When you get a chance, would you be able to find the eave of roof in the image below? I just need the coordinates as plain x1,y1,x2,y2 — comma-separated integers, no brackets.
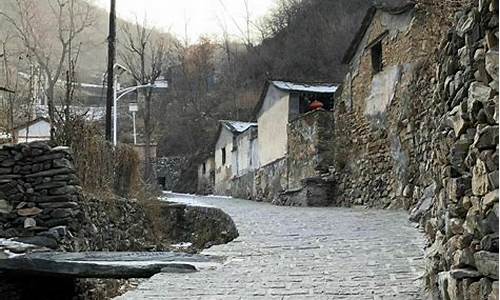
13,117,50,131
252,80,338,119
220,120,257,134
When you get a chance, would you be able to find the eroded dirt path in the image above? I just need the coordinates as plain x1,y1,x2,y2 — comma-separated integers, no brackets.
116,193,425,300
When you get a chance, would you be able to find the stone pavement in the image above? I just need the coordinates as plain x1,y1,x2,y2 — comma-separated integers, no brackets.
116,193,426,300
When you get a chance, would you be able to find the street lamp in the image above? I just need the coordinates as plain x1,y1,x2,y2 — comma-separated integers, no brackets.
113,63,129,146
113,78,168,146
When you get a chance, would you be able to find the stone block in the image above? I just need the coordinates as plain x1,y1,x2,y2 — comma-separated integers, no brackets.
448,176,472,201
451,268,482,279
452,248,476,268
469,81,494,103
489,281,498,300
23,217,36,229
481,233,499,252
17,207,42,217
483,190,499,211
474,251,499,279
449,105,471,137
485,50,499,81
473,158,492,196
0,199,12,214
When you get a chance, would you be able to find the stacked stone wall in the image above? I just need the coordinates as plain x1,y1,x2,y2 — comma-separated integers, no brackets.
287,110,335,190
334,0,498,297
334,2,451,209
0,142,82,249
418,1,499,297
156,156,188,190
254,158,288,202
231,171,255,200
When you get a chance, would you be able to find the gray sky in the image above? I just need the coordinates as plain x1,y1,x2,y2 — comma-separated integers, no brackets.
94,0,276,43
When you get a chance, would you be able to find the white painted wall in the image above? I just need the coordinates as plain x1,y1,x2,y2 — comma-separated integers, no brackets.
257,85,290,166
198,157,215,180
214,126,234,195
364,65,402,116
16,120,51,143
234,127,259,177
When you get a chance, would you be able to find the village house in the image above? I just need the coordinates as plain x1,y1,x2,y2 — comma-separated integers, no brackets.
333,1,439,208
213,120,258,195
12,117,51,143
250,80,338,204
208,80,339,205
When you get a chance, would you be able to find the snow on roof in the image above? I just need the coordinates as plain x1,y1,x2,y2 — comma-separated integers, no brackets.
271,81,338,93
220,120,257,134
35,105,105,121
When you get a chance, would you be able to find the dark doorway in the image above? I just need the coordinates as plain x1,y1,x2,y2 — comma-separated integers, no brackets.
158,176,166,188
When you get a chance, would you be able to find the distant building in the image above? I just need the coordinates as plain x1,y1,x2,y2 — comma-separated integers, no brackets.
209,80,339,205
254,80,338,166
12,117,51,143
197,156,215,195
213,120,258,195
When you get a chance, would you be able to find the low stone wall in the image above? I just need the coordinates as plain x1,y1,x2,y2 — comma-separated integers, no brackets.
333,1,498,298
159,200,238,249
417,2,499,298
231,172,255,200
254,158,288,202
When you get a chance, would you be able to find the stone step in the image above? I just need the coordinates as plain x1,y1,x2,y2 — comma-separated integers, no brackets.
0,250,221,279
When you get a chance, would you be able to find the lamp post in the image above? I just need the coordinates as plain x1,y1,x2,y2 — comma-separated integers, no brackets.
112,63,129,146
112,79,168,146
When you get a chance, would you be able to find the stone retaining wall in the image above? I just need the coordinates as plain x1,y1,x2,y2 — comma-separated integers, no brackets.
155,156,187,190
334,0,498,298
230,171,255,200
418,1,499,297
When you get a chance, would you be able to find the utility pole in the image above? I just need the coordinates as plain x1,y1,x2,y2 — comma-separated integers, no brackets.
105,0,116,142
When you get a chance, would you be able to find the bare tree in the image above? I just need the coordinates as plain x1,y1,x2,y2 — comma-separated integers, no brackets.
119,19,171,182
0,0,94,139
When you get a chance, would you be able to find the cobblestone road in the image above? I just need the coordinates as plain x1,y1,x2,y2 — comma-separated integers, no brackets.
116,193,426,300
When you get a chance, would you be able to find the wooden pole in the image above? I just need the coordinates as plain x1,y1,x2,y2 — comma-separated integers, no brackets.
105,0,116,142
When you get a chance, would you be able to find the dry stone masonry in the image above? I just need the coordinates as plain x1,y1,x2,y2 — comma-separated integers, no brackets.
419,1,499,298
334,0,498,298
0,142,82,249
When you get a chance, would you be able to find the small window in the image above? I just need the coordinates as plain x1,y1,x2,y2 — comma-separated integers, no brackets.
202,163,206,174
221,148,226,165
371,41,383,74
